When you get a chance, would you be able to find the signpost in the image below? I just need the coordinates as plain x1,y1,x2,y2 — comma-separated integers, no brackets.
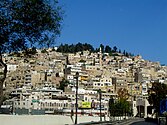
99,89,102,121
75,72,79,125
81,102,91,109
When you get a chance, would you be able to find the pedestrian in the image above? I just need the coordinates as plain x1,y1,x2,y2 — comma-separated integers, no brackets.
71,109,74,123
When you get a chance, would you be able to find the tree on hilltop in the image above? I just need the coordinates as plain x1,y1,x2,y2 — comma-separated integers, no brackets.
105,45,112,53
57,42,94,53
0,0,63,106
113,46,118,53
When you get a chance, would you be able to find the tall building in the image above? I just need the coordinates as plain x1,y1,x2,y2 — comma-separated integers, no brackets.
99,47,102,69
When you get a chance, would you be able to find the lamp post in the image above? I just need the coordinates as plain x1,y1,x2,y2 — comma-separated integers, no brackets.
131,84,133,117
75,72,79,124
99,89,102,121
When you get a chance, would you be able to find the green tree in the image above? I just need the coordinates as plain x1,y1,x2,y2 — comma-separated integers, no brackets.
24,47,37,56
105,45,112,53
117,88,129,100
109,98,130,116
41,49,47,53
109,52,112,56
108,96,114,116
118,49,121,53
79,59,86,63
59,78,70,92
109,88,130,117
63,44,69,53
109,88,130,116
123,50,126,55
125,52,129,57
116,99,130,116
57,44,64,52
75,42,83,52
148,82,167,116
0,0,63,106
57,42,95,53
113,46,118,53
83,43,94,52
69,44,75,53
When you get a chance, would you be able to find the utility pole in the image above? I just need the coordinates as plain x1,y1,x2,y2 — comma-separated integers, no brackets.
99,89,102,121
131,84,133,117
75,72,79,124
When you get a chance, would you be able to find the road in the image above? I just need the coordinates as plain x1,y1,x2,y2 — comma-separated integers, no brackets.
94,118,157,125
130,121,157,125
113,118,158,125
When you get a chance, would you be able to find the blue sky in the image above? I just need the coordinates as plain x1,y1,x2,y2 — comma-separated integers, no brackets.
57,0,167,65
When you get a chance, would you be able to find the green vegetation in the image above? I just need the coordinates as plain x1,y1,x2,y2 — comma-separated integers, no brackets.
57,43,94,53
105,45,112,53
148,82,167,116
57,43,134,58
58,78,70,92
109,97,131,116
0,0,63,106
79,59,86,63
109,88,131,116
41,49,48,53
27,47,37,55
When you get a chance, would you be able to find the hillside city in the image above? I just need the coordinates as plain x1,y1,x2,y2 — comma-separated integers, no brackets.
0,45,167,118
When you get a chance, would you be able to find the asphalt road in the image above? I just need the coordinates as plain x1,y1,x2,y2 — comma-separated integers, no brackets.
130,121,157,125
114,118,158,125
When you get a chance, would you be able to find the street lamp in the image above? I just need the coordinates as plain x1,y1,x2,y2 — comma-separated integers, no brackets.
75,72,79,124
99,89,102,121
131,84,133,117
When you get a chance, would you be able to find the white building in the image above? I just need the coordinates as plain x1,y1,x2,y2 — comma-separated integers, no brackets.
7,64,18,71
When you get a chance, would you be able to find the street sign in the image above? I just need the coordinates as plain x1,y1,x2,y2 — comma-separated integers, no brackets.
160,99,167,114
